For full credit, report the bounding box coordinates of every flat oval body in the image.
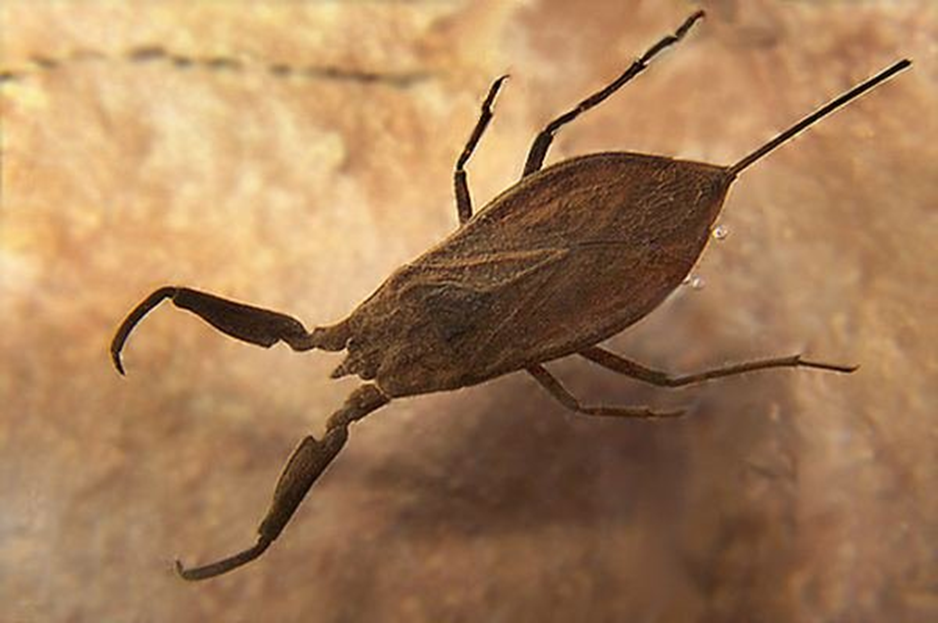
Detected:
[335,152,733,397]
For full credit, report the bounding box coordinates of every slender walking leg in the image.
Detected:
[175,384,390,581]
[522,10,704,176]
[527,365,684,418]
[111,286,349,374]
[579,346,857,388]
[455,75,509,224]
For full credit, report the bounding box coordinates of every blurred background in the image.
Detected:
[1,1,935,621]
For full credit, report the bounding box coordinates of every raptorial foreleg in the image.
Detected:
[111,286,348,374]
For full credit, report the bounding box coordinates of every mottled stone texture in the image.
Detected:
[1,1,935,621]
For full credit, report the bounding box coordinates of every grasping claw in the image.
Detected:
[110,287,177,374]
[175,537,272,581]
[110,286,330,375]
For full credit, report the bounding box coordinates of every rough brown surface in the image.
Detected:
[1,1,935,621]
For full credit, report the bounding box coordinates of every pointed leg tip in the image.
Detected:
[174,559,192,580]
[483,74,510,107]
[174,557,216,582]
[800,358,860,375]
[171,538,272,581]
[682,9,706,30]
[111,352,126,376]
[174,557,208,582]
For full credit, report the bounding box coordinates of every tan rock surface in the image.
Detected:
[1,1,935,621]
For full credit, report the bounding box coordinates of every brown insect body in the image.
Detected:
[108,11,910,581]
[335,154,732,396]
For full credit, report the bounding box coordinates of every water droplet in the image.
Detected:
[682,275,705,290]
[712,224,729,240]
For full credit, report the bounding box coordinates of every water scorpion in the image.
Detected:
[110,11,911,580]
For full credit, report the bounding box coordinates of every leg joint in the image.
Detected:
[327,384,389,430]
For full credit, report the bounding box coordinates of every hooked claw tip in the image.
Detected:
[111,351,126,376]
[172,538,271,581]
[174,558,212,582]
[174,558,207,582]
[109,287,178,377]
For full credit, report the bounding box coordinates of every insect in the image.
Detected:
[110,10,911,580]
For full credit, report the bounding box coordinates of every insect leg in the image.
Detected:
[454,75,509,224]
[175,384,390,581]
[111,286,348,374]
[527,364,684,418]
[521,10,704,177]
[579,346,858,388]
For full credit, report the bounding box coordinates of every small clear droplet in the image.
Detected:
[712,224,729,240]
[682,275,705,290]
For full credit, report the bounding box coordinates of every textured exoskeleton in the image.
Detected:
[109,10,910,580]
[333,154,732,396]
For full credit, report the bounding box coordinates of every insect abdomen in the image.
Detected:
[338,153,733,397]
